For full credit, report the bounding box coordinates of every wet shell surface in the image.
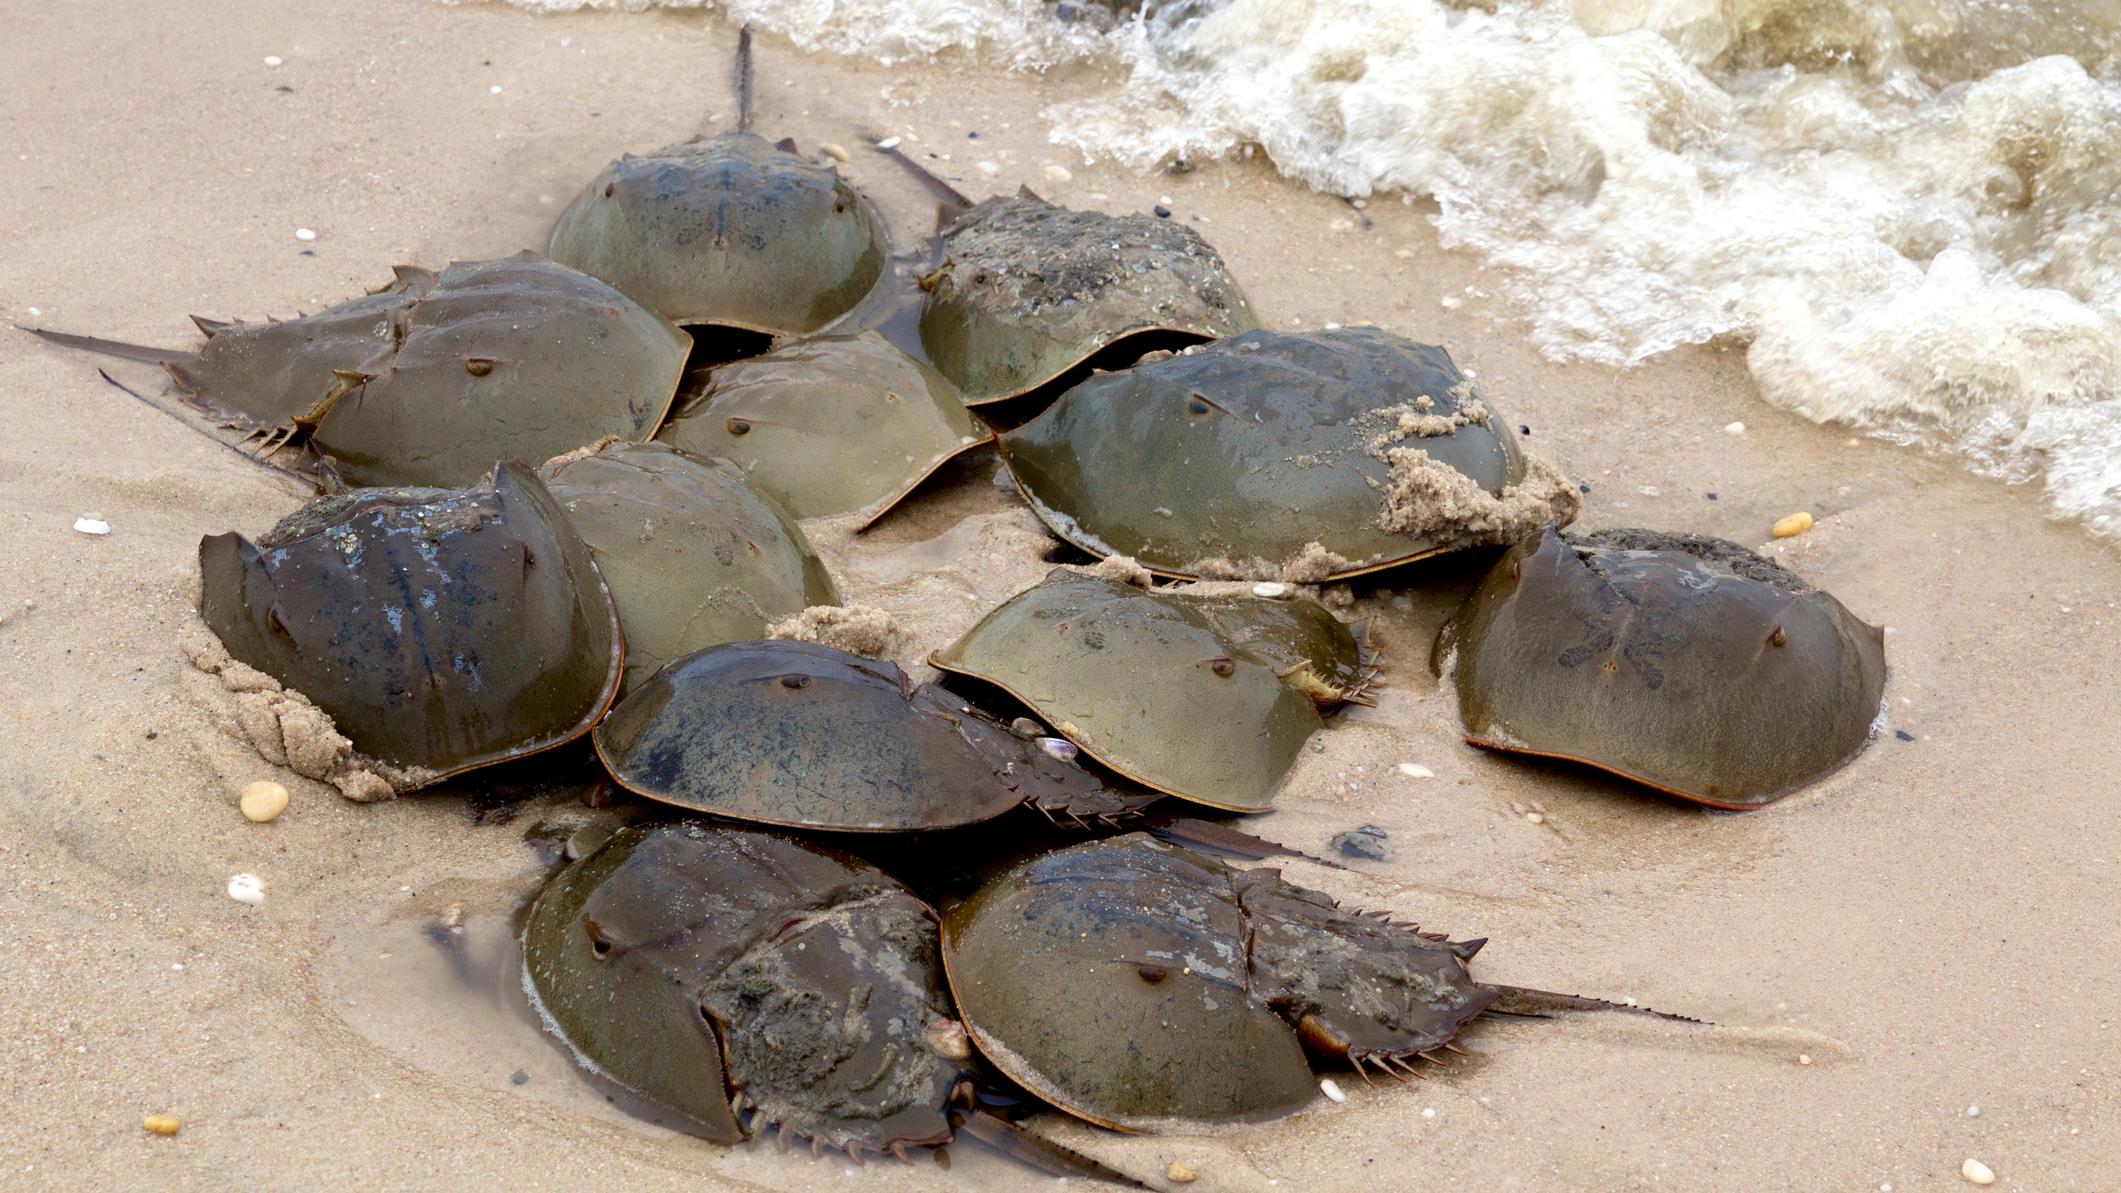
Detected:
[656,330,993,527]
[999,325,1579,581]
[538,440,837,693]
[197,462,622,784]
[928,569,1359,812]
[548,131,887,335]
[174,254,688,488]
[593,639,1125,831]
[940,833,1496,1132]
[1433,526,1889,809]
[920,190,1258,406]
[523,821,969,1151]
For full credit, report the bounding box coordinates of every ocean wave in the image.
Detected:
[500,0,2121,542]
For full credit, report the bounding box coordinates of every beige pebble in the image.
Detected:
[239,780,290,823]
[1771,511,1814,539]
[143,1115,180,1135]
[1166,1161,1198,1184]
[1961,1158,1995,1185]
[1524,811,1545,825]
[1798,1053,1813,1065]
[818,142,849,162]
[1043,163,1072,183]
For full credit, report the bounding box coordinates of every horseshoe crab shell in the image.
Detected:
[919,190,1258,407]
[999,326,1580,581]
[939,833,1496,1131]
[538,440,837,693]
[655,330,993,527]
[524,821,971,1152]
[174,254,688,488]
[197,461,622,783]
[1433,526,1889,809]
[592,640,1127,831]
[928,569,1360,812]
[548,132,888,335]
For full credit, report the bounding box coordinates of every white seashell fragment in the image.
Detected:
[875,135,902,150]
[1397,762,1434,778]
[1961,1158,1995,1185]
[1038,737,1079,763]
[1319,1078,1346,1103]
[1725,421,1745,435]
[73,516,111,536]
[227,874,265,905]
[1250,582,1288,598]
[294,228,317,242]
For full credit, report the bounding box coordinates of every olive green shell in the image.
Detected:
[174,255,688,488]
[940,834,1495,1132]
[538,440,836,693]
[548,132,887,335]
[929,569,1357,811]
[197,462,622,782]
[919,191,1257,405]
[593,639,1118,831]
[524,822,967,1150]
[656,330,992,527]
[1434,526,1889,809]
[1000,326,1576,580]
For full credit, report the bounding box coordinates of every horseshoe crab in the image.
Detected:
[998,326,1579,581]
[928,569,1366,812]
[537,440,837,693]
[920,189,1258,407]
[940,833,1497,1130]
[548,132,887,337]
[1433,526,1888,809]
[524,821,972,1153]
[197,461,622,784]
[593,640,1146,832]
[655,330,992,527]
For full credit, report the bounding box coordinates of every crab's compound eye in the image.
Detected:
[603,181,617,199]
[725,417,752,436]
[464,357,495,377]
[1208,657,1236,678]
[1186,396,1212,416]
[584,920,613,960]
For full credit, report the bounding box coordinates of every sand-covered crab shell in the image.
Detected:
[919,189,1258,406]
[169,254,688,488]
[591,639,1138,832]
[197,462,622,784]
[998,325,1579,582]
[523,821,972,1155]
[548,131,887,336]
[656,330,993,527]
[538,440,837,694]
[1434,526,1889,809]
[940,833,1496,1131]
[928,569,1363,812]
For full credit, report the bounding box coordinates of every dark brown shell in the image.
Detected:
[172,255,688,488]
[940,833,1495,1132]
[592,640,1119,831]
[197,462,622,783]
[655,329,994,528]
[920,191,1258,406]
[523,821,970,1151]
[548,132,887,335]
[538,440,837,693]
[999,326,1577,581]
[1434,526,1889,809]
[929,570,1357,812]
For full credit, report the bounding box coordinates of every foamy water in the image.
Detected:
[504,0,2121,542]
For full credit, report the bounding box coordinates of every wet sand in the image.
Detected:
[1,2,2116,1189]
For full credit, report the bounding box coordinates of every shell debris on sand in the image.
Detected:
[73,515,110,536]
[1961,1159,1996,1185]
[239,780,289,823]
[1166,1161,1198,1184]
[1772,511,1815,538]
[1398,762,1435,778]
[227,874,265,905]
[142,1115,180,1136]
[1319,1078,1347,1103]
[818,142,849,162]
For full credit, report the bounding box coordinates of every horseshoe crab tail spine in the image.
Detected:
[21,324,191,365]
[1481,984,1710,1026]
[956,1110,1152,1189]
[734,25,755,133]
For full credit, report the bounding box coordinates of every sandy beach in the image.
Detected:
[2,1,2117,1189]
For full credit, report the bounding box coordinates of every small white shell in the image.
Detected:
[1038,737,1079,763]
[1397,762,1434,778]
[1319,1078,1346,1103]
[73,516,111,536]
[1250,582,1288,598]
[1961,1159,1995,1186]
[227,873,265,905]
[294,228,317,242]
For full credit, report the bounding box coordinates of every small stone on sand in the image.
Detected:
[1319,1078,1346,1103]
[227,873,265,905]
[1043,164,1071,183]
[1524,811,1545,825]
[1772,511,1815,539]
[818,142,849,162]
[1251,582,1288,598]
[263,55,283,67]
[143,1115,179,1135]
[1725,421,1745,435]
[1961,1158,1995,1185]
[875,135,902,150]
[294,228,317,242]
[239,780,289,823]
[1799,1053,1813,1065]
[1397,762,1434,778]
[73,516,110,536]
[1166,1161,1197,1184]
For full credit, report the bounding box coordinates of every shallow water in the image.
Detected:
[498,0,2121,544]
